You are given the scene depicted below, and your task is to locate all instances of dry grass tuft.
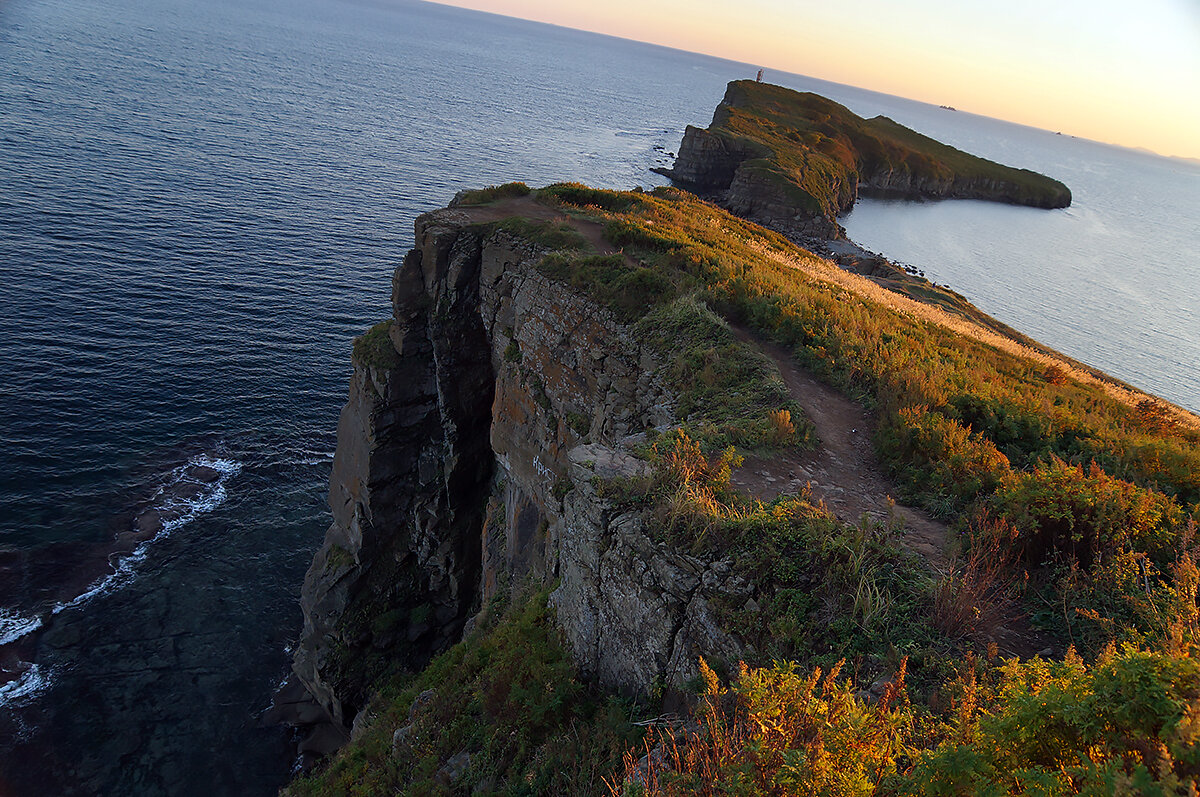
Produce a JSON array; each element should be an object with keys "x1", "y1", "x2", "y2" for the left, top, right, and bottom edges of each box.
[{"x1": 932, "y1": 514, "x2": 1024, "y2": 643}]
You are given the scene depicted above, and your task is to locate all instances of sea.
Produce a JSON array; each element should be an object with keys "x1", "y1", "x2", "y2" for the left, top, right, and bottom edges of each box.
[{"x1": 0, "y1": 0, "x2": 1196, "y2": 793}]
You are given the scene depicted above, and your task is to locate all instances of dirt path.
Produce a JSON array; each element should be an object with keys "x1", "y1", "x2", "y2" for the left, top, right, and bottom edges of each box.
[
  {"x1": 728, "y1": 327, "x2": 1057, "y2": 658},
  {"x1": 727, "y1": 327, "x2": 952, "y2": 570},
  {"x1": 460, "y1": 195, "x2": 1051, "y2": 657},
  {"x1": 461, "y1": 197, "x2": 953, "y2": 567}
]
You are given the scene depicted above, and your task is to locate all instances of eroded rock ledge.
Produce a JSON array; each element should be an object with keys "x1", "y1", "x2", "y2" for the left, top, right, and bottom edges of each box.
[
  {"x1": 288, "y1": 209, "x2": 747, "y2": 748},
  {"x1": 658, "y1": 80, "x2": 1071, "y2": 246}
]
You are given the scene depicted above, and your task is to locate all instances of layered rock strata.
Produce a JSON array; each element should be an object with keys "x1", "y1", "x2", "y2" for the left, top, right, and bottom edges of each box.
[
  {"x1": 659, "y1": 80, "x2": 1071, "y2": 246},
  {"x1": 291, "y1": 209, "x2": 748, "y2": 742}
]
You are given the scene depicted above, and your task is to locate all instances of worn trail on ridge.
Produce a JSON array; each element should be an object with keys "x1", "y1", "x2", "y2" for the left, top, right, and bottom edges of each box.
[
  {"x1": 726, "y1": 327, "x2": 951, "y2": 570},
  {"x1": 460, "y1": 197, "x2": 951, "y2": 567},
  {"x1": 727, "y1": 318, "x2": 1057, "y2": 659},
  {"x1": 461, "y1": 196, "x2": 1052, "y2": 657}
]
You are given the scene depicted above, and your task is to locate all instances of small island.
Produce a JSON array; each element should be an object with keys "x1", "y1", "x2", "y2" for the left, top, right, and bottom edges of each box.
[{"x1": 657, "y1": 80, "x2": 1071, "y2": 244}]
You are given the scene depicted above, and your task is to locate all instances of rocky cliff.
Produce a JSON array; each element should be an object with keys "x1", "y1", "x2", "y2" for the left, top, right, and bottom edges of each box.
[
  {"x1": 289, "y1": 205, "x2": 748, "y2": 743},
  {"x1": 659, "y1": 81, "x2": 1071, "y2": 243}
]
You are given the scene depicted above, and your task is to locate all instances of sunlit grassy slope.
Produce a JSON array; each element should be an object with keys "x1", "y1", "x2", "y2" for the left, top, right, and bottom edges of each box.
[
  {"x1": 702, "y1": 80, "x2": 1071, "y2": 217},
  {"x1": 292, "y1": 184, "x2": 1197, "y2": 796}
]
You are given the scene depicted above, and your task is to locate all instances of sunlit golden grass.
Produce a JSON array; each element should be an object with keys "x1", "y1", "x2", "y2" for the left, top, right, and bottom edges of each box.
[{"x1": 740, "y1": 236, "x2": 1200, "y2": 431}]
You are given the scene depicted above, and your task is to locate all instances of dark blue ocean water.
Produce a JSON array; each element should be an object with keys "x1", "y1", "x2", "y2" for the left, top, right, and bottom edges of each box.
[
  {"x1": 0, "y1": 0, "x2": 1196, "y2": 793},
  {"x1": 0, "y1": 0, "x2": 741, "y2": 792}
]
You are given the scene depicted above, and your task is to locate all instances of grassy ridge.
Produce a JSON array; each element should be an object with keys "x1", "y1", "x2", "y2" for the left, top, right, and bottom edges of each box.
[
  {"x1": 704, "y1": 80, "x2": 1071, "y2": 218},
  {"x1": 297, "y1": 185, "x2": 1198, "y2": 794},
  {"x1": 533, "y1": 182, "x2": 1198, "y2": 649}
]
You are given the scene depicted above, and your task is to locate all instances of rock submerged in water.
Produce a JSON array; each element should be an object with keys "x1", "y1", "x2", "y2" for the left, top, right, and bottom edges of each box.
[{"x1": 187, "y1": 465, "x2": 221, "y2": 483}]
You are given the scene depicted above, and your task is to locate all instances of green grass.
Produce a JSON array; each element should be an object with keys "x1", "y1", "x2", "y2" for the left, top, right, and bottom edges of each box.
[
  {"x1": 692, "y1": 80, "x2": 1070, "y2": 219},
  {"x1": 487, "y1": 216, "x2": 588, "y2": 252},
  {"x1": 304, "y1": 182, "x2": 1200, "y2": 796},
  {"x1": 633, "y1": 297, "x2": 814, "y2": 451},
  {"x1": 353, "y1": 320, "x2": 400, "y2": 371},
  {"x1": 533, "y1": 182, "x2": 1199, "y2": 654},
  {"x1": 287, "y1": 590, "x2": 641, "y2": 797},
  {"x1": 453, "y1": 181, "x2": 532, "y2": 205}
]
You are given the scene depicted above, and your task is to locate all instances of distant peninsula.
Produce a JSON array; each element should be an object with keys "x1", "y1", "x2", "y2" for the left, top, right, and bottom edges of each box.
[{"x1": 657, "y1": 80, "x2": 1071, "y2": 242}]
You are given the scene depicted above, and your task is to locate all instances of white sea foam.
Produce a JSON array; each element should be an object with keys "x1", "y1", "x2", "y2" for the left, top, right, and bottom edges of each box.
[
  {"x1": 0, "y1": 663, "x2": 51, "y2": 706},
  {"x1": 0, "y1": 455, "x2": 245, "y2": 709},
  {"x1": 0, "y1": 609, "x2": 43, "y2": 647},
  {"x1": 0, "y1": 454, "x2": 245, "y2": 631},
  {"x1": 52, "y1": 454, "x2": 243, "y2": 615}
]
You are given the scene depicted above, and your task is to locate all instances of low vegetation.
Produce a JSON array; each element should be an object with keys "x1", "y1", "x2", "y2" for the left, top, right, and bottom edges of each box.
[
  {"x1": 301, "y1": 184, "x2": 1198, "y2": 794},
  {"x1": 288, "y1": 590, "x2": 641, "y2": 797},
  {"x1": 691, "y1": 80, "x2": 1070, "y2": 218},
  {"x1": 352, "y1": 320, "x2": 400, "y2": 371},
  {"x1": 616, "y1": 647, "x2": 1200, "y2": 796},
  {"x1": 453, "y1": 181, "x2": 532, "y2": 206}
]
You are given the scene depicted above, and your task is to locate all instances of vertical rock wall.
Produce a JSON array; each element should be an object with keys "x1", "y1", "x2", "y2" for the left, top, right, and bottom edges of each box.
[{"x1": 293, "y1": 209, "x2": 748, "y2": 735}]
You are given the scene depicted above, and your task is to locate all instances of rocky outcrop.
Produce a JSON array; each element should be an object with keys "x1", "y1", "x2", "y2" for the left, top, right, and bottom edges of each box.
[
  {"x1": 292, "y1": 208, "x2": 748, "y2": 739},
  {"x1": 857, "y1": 165, "x2": 1068, "y2": 208},
  {"x1": 552, "y1": 445, "x2": 747, "y2": 693},
  {"x1": 658, "y1": 80, "x2": 1070, "y2": 245},
  {"x1": 656, "y1": 126, "x2": 843, "y2": 241},
  {"x1": 662, "y1": 125, "x2": 765, "y2": 193}
]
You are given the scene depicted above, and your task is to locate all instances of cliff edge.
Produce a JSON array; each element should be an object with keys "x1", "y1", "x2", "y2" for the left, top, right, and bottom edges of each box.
[
  {"x1": 287, "y1": 194, "x2": 770, "y2": 752},
  {"x1": 658, "y1": 80, "x2": 1071, "y2": 243},
  {"x1": 284, "y1": 184, "x2": 1200, "y2": 795}
]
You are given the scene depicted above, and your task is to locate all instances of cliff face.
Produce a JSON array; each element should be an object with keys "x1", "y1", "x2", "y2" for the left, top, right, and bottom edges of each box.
[
  {"x1": 661, "y1": 125, "x2": 843, "y2": 241},
  {"x1": 293, "y1": 209, "x2": 746, "y2": 734},
  {"x1": 660, "y1": 81, "x2": 1071, "y2": 243},
  {"x1": 857, "y1": 165, "x2": 1067, "y2": 207},
  {"x1": 665, "y1": 124, "x2": 764, "y2": 192}
]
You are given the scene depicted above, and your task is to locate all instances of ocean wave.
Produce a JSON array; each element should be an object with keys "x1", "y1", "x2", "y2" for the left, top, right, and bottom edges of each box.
[
  {"x1": 294, "y1": 450, "x2": 335, "y2": 466},
  {"x1": 156, "y1": 454, "x2": 241, "y2": 530},
  {"x1": 0, "y1": 453, "x2": 243, "y2": 650},
  {"x1": 54, "y1": 454, "x2": 243, "y2": 614},
  {"x1": 0, "y1": 608, "x2": 44, "y2": 647},
  {"x1": 0, "y1": 663, "x2": 51, "y2": 707}
]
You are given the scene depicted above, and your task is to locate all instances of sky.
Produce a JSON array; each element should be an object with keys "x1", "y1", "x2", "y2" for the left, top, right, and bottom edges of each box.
[{"x1": 429, "y1": 0, "x2": 1200, "y2": 161}]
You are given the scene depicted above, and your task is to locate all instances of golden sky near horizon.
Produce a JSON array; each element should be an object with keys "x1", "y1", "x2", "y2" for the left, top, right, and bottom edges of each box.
[{"x1": 429, "y1": 0, "x2": 1200, "y2": 161}]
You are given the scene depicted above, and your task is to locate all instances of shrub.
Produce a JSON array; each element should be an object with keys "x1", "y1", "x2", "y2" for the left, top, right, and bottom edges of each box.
[
  {"x1": 289, "y1": 591, "x2": 640, "y2": 796},
  {"x1": 766, "y1": 408, "x2": 796, "y2": 447},
  {"x1": 491, "y1": 216, "x2": 587, "y2": 251},
  {"x1": 537, "y1": 251, "x2": 677, "y2": 321},
  {"x1": 540, "y1": 182, "x2": 643, "y2": 213},
  {"x1": 991, "y1": 456, "x2": 1184, "y2": 568},
  {"x1": 932, "y1": 514, "x2": 1023, "y2": 643},
  {"x1": 876, "y1": 407, "x2": 1011, "y2": 515},
  {"x1": 907, "y1": 647, "x2": 1200, "y2": 796},
  {"x1": 634, "y1": 297, "x2": 814, "y2": 452},
  {"x1": 352, "y1": 319, "x2": 400, "y2": 370},
  {"x1": 453, "y1": 181, "x2": 531, "y2": 205},
  {"x1": 610, "y1": 658, "x2": 911, "y2": 796}
]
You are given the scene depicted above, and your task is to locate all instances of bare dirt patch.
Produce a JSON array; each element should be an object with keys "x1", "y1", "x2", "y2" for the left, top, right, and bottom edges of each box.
[{"x1": 727, "y1": 327, "x2": 951, "y2": 570}]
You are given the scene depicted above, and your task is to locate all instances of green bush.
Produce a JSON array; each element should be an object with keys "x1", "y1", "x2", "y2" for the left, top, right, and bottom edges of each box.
[
  {"x1": 540, "y1": 182, "x2": 643, "y2": 213},
  {"x1": 616, "y1": 658, "x2": 911, "y2": 796},
  {"x1": 876, "y1": 407, "x2": 1011, "y2": 516},
  {"x1": 352, "y1": 320, "x2": 400, "y2": 370},
  {"x1": 907, "y1": 648, "x2": 1200, "y2": 796},
  {"x1": 289, "y1": 592, "x2": 640, "y2": 796},
  {"x1": 992, "y1": 456, "x2": 1184, "y2": 568},
  {"x1": 454, "y1": 181, "x2": 531, "y2": 205}
]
